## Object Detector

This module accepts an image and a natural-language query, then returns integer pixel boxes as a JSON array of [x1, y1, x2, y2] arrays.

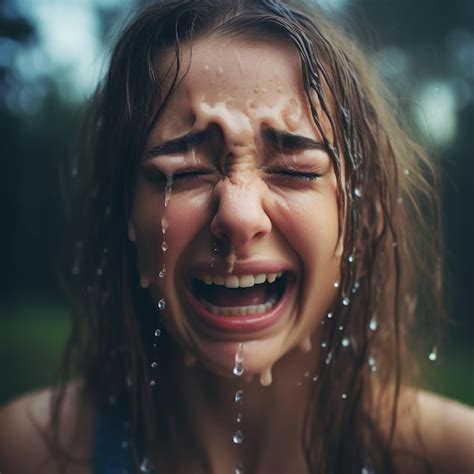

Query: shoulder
[[0, 381, 94, 474], [394, 388, 474, 473]]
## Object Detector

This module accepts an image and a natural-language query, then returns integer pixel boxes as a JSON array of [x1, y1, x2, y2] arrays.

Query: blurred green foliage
[[0, 304, 69, 404], [0, 303, 473, 406]]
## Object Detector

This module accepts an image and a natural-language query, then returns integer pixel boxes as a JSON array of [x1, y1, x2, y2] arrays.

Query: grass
[[0, 303, 472, 407]]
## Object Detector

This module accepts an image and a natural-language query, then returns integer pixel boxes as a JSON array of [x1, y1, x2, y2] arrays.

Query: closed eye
[[276, 170, 322, 181], [172, 170, 210, 182]]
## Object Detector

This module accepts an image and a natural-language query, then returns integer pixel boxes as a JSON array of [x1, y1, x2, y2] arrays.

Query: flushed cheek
[[131, 189, 212, 286]]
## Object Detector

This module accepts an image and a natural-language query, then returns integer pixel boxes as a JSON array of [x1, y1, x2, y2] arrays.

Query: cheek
[[130, 189, 211, 278], [270, 190, 340, 263]]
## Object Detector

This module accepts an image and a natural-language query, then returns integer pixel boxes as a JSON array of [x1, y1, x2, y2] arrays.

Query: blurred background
[[0, 0, 472, 405]]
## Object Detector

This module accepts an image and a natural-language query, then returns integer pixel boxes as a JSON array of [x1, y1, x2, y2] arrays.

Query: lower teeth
[[201, 298, 277, 316]]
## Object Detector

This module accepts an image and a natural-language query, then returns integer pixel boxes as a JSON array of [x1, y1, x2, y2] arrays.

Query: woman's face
[[129, 36, 342, 380]]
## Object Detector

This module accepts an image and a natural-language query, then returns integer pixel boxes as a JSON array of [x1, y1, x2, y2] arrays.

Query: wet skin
[[129, 36, 342, 382]]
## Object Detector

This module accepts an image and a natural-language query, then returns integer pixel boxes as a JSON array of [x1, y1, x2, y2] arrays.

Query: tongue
[[201, 285, 267, 307]]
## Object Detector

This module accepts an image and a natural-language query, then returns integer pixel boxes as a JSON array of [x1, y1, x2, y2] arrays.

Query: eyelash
[[143, 168, 210, 184], [275, 170, 322, 181], [172, 170, 209, 182], [144, 167, 321, 185]]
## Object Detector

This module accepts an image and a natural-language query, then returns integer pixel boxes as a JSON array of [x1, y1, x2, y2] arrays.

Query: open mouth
[[192, 272, 287, 316], [185, 270, 294, 334]]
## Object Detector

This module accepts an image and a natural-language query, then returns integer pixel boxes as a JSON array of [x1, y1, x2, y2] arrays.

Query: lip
[[183, 267, 295, 336]]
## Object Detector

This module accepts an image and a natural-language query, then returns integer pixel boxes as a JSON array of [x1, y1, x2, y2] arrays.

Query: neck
[[161, 339, 320, 473]]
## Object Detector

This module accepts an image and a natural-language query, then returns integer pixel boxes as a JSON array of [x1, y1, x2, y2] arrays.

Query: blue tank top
[[93, 398, 152, 473]]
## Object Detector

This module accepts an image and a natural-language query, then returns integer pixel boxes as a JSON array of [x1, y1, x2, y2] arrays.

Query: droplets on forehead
[[147, 34, 337, 158]]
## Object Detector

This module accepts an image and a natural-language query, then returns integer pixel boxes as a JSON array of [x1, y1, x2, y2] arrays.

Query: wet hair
[[53, 0, 442, 472]]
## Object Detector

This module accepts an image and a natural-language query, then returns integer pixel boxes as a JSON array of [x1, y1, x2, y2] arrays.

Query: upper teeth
[[196, 272, 284, 288]]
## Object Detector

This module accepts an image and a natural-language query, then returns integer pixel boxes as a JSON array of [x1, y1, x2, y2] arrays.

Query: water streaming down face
[[233, 343, 245, 473]]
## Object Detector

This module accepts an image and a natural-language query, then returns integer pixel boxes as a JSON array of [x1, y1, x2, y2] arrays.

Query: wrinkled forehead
[[152, 35, 333, 144]]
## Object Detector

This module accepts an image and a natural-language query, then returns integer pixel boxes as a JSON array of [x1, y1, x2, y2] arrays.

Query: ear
[[128, 219, 136, 242]]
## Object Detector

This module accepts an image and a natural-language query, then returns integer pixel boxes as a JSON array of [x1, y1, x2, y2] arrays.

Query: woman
[[0, 0, 472, 473]]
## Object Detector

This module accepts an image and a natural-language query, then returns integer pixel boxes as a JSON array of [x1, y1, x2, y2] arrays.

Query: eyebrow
[[145, 125, 326, 159], [145, 129, 211, 158], [261, 126, 326, 152]]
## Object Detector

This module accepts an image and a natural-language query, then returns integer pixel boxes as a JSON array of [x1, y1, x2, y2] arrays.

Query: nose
[[210, 178, 271, 248]]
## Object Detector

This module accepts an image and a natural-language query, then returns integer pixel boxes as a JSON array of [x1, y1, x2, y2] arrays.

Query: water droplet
[[304, 371, 310, 377], [321, 341, 327, 348], [342, 296, 350, 306], [71, 264, 80, 275], [233, 429, 244, 444], [235, 463, 244, 474], [161, 241, 168, 252], [312, 374, 319, 382], [235, 342, 244, 363], [235, 390, 244, 403], [348, 254, 354, 263], [140, 457, 154, 473], [354, 187, 362, 198], [236, 412, 243, 423], [327, 312, 333, 319], [159, 264, 167, 278], [150, 379, 156, 386], [352, 281, 360, 293], [334, 280, 340, 288], [158, 298, 166, 310], [341, 393, 347, 399], [233, 361, 244, 376], [403, 168, 410, 176], [338, 325, 344, 331], [368, 355, 376, 367], [260, 366, 273, 386], [154, 328, 161, 337], [161, 216, 168, 233], [151, 361, 158, 369], [428, 347, 437, 361], [397, 196, 403, 204], [341, 337, 350, 348], [299, 336, 312, 353], [369, 318, 378, 331], [164, 181, 172, 207], [325, 351, 333, 365]]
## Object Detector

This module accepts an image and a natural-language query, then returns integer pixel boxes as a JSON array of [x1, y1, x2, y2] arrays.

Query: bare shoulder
[[0, 380, 94, 474], [394, 388, 474, 474]]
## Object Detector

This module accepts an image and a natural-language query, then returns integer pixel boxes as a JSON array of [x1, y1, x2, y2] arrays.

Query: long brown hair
[[53, 0, 443, 472]]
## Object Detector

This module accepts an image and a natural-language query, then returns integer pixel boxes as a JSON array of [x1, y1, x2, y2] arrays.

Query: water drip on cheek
[[299, 336, 312, 353], [226, 246, 237, 274], [158, 176, 173, 279], [259, 366, 273, 386]]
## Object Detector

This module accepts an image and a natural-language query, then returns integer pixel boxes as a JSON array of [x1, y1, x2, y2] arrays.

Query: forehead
[[153, 35, 327, 142]]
